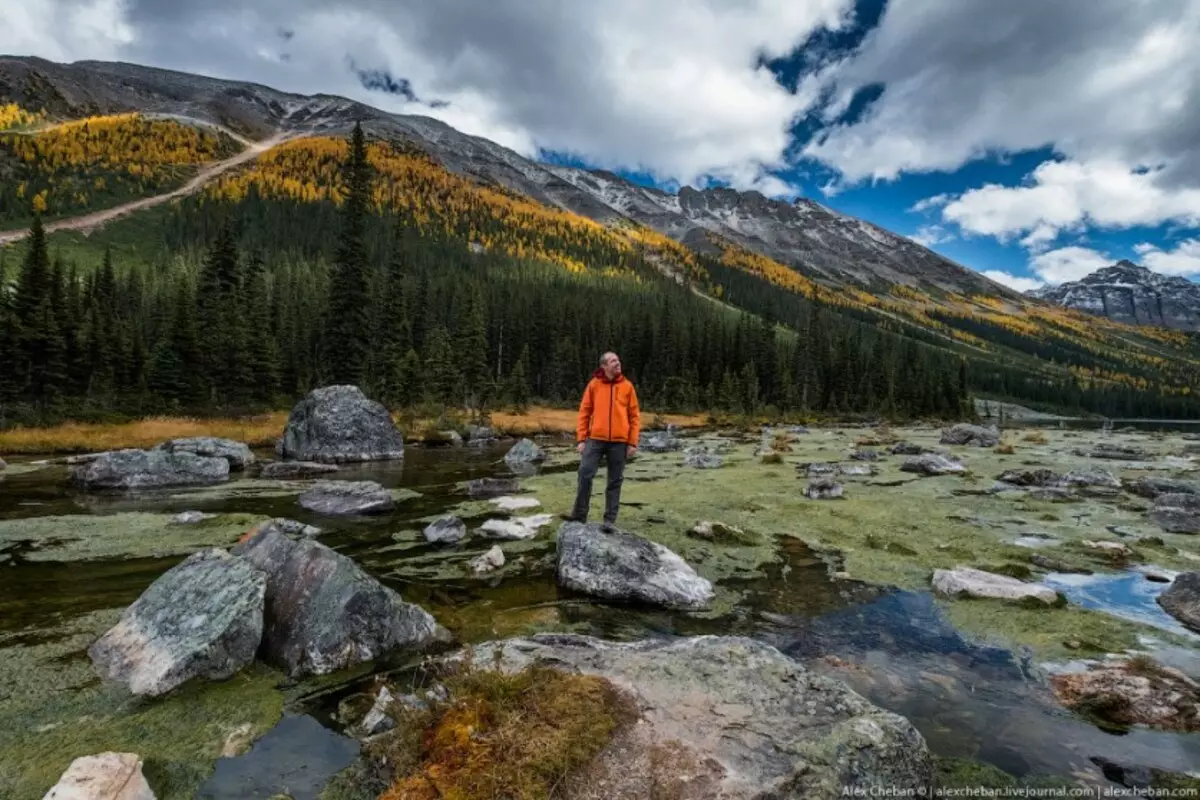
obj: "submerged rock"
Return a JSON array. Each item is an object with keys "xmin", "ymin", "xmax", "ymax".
[
  {"xmin": 900, "ymin": 453, "xmax": 965, "ymax": 476},
  {"xmin": 88, "ymin": 548, "xmax": 265, "ymax": 697},
  {"xmin": 424, "ymin": 516, "xmax": 467, "ymax": 544},
  {"xmin": 932, "ymin": 566, "xmax": 1058, "ymax": 604},
  {"xmin": 1050, "ymin": 659, "xmax": 1200, "ymax": 731},
  {"xmin": 233, "ymin": 526, "xmax": 445, "ymax": 677},
  {"xmin": 298, "ymin": 480, "xmax": 394, "ymax": 515},
  {"xmin": 1157, "ymin": 572, "xmax": 1200, "ymax": 633},
  {"xmin": 1128, "ymin": 475, "xmax": 1199, "ymax": 499},
  {"xmin": 479, "ymin": 514, "xmax": 555, "ymax": 540},
  {"xmin": 806, "ymin": 478, "xmax": 845, "ymax": 499},
  {"xmin": 157, "ymin": 437, "xmax": 255, "ymax": 470},
  {"xmin": 466, "ymin": 476, "xmax": 520, "ymax": 498},
  {"xmin": 1151, "ymin": 493, "xmax": 1200, "ymax": 534},
  {"xmin": 557, "ymin": 522, "xmax": 714, "ymax": 610},
  {"xmin": 259, "ymin": 460, "xmax": 339, "ymax": 479},
  {"xmin": 71, "ymin": 448, "xmax": 230, "ymax": 490},
  {"xmin": 461, "ymin": 635, "xmax": 934, "ymax": 797},
  {"xmin": 504, "ymin": 438, "xmax": 546, "ymax": 467},
  {"xmin": 43, "ymin": 752, "xmax": 156, "ymax": 800},
  {"xmin": 469, "ymin": 544, "xmax": 506, "ymax": 574},
  {"xmin": 940, "ymin": 423, "xmax": 1001, "ymax": 447},
  {"xmin": 277, "ymin": 384, "xmax": 405, "ymax": 463}
]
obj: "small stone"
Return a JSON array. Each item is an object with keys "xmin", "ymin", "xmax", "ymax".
[
  {"xmin": 424, "ymin": 516, "xmax": 467, "ymax": 544},
  {"xmin": 470, "ymin": 545, "xmax": 506, "ymax": 573},
  {"xmin": 688, "ymin": 520, "xmax": 755, "ymax": 544},
  {"xmin": 170, "ymin": 510, "xmax": 215, "ymax": 525},
  {"xmin": 43, "ymin": 752, "xmax": 156, "ymax": 800}
]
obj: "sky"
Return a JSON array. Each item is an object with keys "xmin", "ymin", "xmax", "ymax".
[{"xmin": 4, "ymin": 0, "xmax": 1200, "ymax": 291}]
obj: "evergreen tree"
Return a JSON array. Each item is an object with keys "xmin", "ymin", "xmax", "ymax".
[
  {"xmin": 243, "ymin": 253, "xmax": 280, "ymax": 403},
  {"xmin": 507, "ymin": 345, "xmax": 531, "ymax": 412},
  {"xmin": 456, "ymin": 285, "xmax": 491, "ymax": 410},
  {"xmin": 422, "ymin": 326, "xmax": 459, "ymax": 404}
]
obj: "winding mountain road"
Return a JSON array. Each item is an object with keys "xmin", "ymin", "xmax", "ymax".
[{"xmin": 0, "ymin": 129, "xmax": 292, "ymax": 246}]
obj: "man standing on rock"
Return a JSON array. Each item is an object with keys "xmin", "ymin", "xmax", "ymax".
[{"xmin": 565, "ymin": 351, "xmax": 640, "ymax": 530}]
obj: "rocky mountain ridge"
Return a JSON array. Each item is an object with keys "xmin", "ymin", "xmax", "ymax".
[
  {"xmin": 1, "ymin": 55, "xmax": 1008, "ymax": 298},
  {"xmin": 1031, "ymin": 260, "xmax": 1200, "ymax": 331}
]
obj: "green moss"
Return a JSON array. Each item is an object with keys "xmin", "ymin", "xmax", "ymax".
[
  {"xmin": 939, "ymin": 597, "xmax": 1142, "ymax": 659},
  {"xmin": 0, "ymin": 512, "xmax": 265, "ymax": 562},
  {"xmin": 934, "ymin": 757, "xmax": 1077, "ymax": 791}
]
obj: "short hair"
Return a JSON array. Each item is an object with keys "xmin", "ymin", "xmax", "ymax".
[{"xmin": 600, "ymin": 351, "xmax": 617, "ymax": 366}]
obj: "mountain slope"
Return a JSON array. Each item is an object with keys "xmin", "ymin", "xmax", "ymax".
[{"xmin": 1031, "ymin": 260, "xmax": 1200, "ymax": 331}]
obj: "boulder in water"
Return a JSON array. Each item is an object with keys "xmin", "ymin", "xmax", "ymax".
[
  {"xmin": 466, "ymin": 476, "xmax": 521, "ymax": 498},
  {"xmin": 1157, "ymin": 572, "xmax": 1200, "ymax": 633},
  {"xmin": 424, "ymin": 516, "xmax": 467, "ymax": 544},
  {"xmin": 259, "ymin": 460, "xmax": 339, "ymax": 479},
  {"xmin": 233, "ymin": 526, "xmax": 446, "ymax": 677},
  {"xmin": 940, "ymin": 424, "xmax": 1000, "ymax": 447},
  {"xmin": 556, "ymin": 522, "xmax": 713, "ymax": 610},
  {"xmin": 1050, "ymin": 658, "xmax": 1200, "ymax": 731},
  {"xmin": 157, "ymin": 437, "xmax": 255, "ymax": 470},
  {"xmin": 503, "ymin": 438, "xmax": 545, "ymax": 467},
  {"xmin": 43, "ymin": 752, "xmax": 156, "ymax": 800},
  {"xmin": 88, "ymin": 549, "xmax": 265, "ymax": 696},
  {"xmin": 71, "ymin": 448, "xmax": 229, "ymax": 490},
  {"xmin": 1151, "ymin": 493, "xmax": 1200, "ymax": 534},
  {"xmin": 932, "ymin": 566, "xmax": 1058, "ymax": 604},
  {"xmin": 900, "ymin": 453, "xmax": 965, "ymax": 476},
  {"xmin": 298, "ymin": 480, "xmax": 394, "ymax": 515},
  {"xmin": 465, "ymin": 424, "xmax": 497, "ymax": 443},
  {"xmin": 277, "ymin": 384, "xmax": 405, "ymax": 463}
]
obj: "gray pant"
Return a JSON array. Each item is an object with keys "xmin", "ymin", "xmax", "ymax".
[{"xmin": 572, "ymin": 439, "xmax": 628, "ymax": 523}]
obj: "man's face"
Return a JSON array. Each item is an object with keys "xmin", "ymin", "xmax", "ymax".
[{"xmin": 604, "ymin": 354, "xmax": 622, "ymax": 379}]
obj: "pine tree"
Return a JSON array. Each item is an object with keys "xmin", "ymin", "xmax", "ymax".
[
  {"xmin": 422, "ymin": 326, "xmax": 459, "ymax": 405},
  {"xmin": 456, "ymin": 285, "xmax": 491, "ymax": 410},
  {"xmin": 13, "ymin": 215, "xmax": 66, "ymax": 407},
  {"xmin": 0, "ymin": 253, "xmax": 16, "ymax": 405},
  {"xmin": 395, "ymin": 348, "xmax": 422, "ymax": 408},
  {"xmin": 147, "ymin": 281, "xmax": 202, "ymax": 406},
  {"xmin": 507, "ymin": 344, "xmax": 531, "ymax": 412},
  {"xmin": 243, "ymin": 253, "xmax": 280, "ymax": 403}
]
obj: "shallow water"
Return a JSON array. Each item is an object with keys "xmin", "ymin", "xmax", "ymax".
[{"xmin": 3, "ymin": 436, "xmax": 1200, "ymax": 797}]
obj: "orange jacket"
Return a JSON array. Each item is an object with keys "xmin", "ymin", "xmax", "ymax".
[{"xmin": 576, "ymin": 370, "xmax": 640, "ymax": 445}]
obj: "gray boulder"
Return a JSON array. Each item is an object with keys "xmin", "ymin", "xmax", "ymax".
[
  {"xmin": 557, "ymin": 522, "xmax": 714, "ymax": 610},
  {"xmin": 996, "ymin": 468, "xmax": 1062, "ymax": 487},
  {"xmin": 1157, "ymin": 572, "xmax": 1200, "ymax": 633},
  {"xmin": 248, "ymin": 517, "xmax": 322, "ymax": 539},
  {"xmin": 277, "ymin": 384, "xmax": 405, "ymax": 463},
  {"xmin": 932, "ymin": 566, "xmax": 1058, "ymax": 604},
  {"xmin": 259, "ymin": 460, "xmax": 339, "ymax": 479},
  {"xmin": 683, "ymin": 446, "xmax": 724, "ymax": 469},
  {"xmin": 88, "ymin": 549, "xmax": 265, "ymax": 696},
  {"xmin": 940, "ymin": 423, "xmax": 1000, "ymax": 447},
  {"xmin": 889, "ymin": 442, "xmax": 925, "ymax": 455},
  {"xmin": 639, "ymin": 431, "xmax": 683, "ymax": 453},
  {"xmin": 424, "ymin": 516, "xmax": 467, "ymax": 544},
  {"xmin": 503, "ymin": 438, "xmax": 546, "ymax": 467},
  {"xmin": 465, "ymin": 424, "xmax": 497, "ymax": 443},
  {"xmin": 466, "ymin": 476, "xmax": 521, "ymax": 499},
  {"xmin": 1127, "ymin": 476, "xmax": 1199, "ymax": 499},
  {"xmin": 71, "ymin": 448, "xmax": 229, "ymax": 490},
  {"xmin": 806, "ymin": 478, "xmax": 844, "ymax": 499},
  {"xmin": 298, "ymin": 480, "xmax": 394, "ymax": 515},
  {"xmin": 899, "ymin": 453, "xmax": 965, "ymax": 476},
  {"xmin": 461, "ymin": 635, "xmax": 934, "ymax": 798},
  {"xmin": 233, "ymin": 526, "xmax": 446, "ymax": 677},
  {"xmin": 850, "ymin": 449, "xmax": 879, "ymax": 461},
  {"xmin": 469, "ymin": 544, "xmax": 506, "ymax": 574},
  {"xmin": 1075, "ymin": 442, "xmax": 1148, "ymax": 461},
  {"xmin": 1152, "ymin": 493, "xmax": 1200, "ymax": 534},
  {"xmin": 157, "ymin": 437, "xmax": 255, "ymax": 470},
  {"xmin": 1062, "ymin": 467, "xmax": 1121, "ymax": 488}
]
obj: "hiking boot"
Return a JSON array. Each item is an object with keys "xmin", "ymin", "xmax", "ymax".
[
  {"xmin": 559, "ymin": 512, "xmax": 584, "ymax": 523},
  {"xmin": 601, "ymin": 522, "xmax": 615, "ymax": 533}
]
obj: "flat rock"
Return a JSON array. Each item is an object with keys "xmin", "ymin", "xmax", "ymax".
[
  {"xmin": 170, "ymin": 510, "xmax": 215, "ymax": 524},
  {"xmin": 1050, "ymin": 659, "xmax": 1200, "ymax": 731},
  {"xmin": 469, "ymin": 544, "xmax": 506, "ymax": 574},
  {"xmin": 996, "ymin": 468, "xmax": 1062, "ymax": 487},
  {"xmin": 424, "ymin": 516, "xmax": 467, "ymax": 544},
  {"xmin": 88, "ymin": 549, "xmax": 265, "ymax": 696},
  {"xmin": 489, "ymin": 495, "xmax": 541, "ymax": 512},
  {"xmin": 1075, "ymin": 442, "xmax": 1149, "ymax": 461},
  {"xmin": 298, "ymin": 480, "xmax": 394, "ymax": 515},
  {"xmin": 900, "ymin": 454, "xmax": 965, "ymax": 476},
  {"xmin": 940, "ymin": 423, "xmax": 1000, "ymax": 447},
  {"xmin": 1157, "ymin": 572, "xmax": 1200, "ymax": 633},
  {"xmin": 504, "ymin": 438, "xmax": 545, "ymax": 467},
  {"xmin": 932, "ymin": 566, "xmax": 1058, "ymax": 604},
  {"xmin": 1127, "ymin": 475, "xmax": 1199, "ymax": 499},
  {"xmin": 557, "ymin": 522, "xmax": 714, "ymax": 610},
  {"xmin": 1062, "ymin": 467, "xmax": 1121, "ymax": 488},
  {"xmin": 71, "ymin": 449, "xmax": 229, "ymax": 490},
  {"xmin": 688, "ymin": 520, "xmax": 756, "ymax": 545},
  {"xmin": 276, "ymin": 384, "xmax": 405, "ymax": 463},
  {"xmin": 479, "ymin": 513, "xmax": 555, "ymax": 540},
  {"xmin": 1151, "ymin": 493, "xmax": 1200, "ymax": 534},
  {"xmin": 233, "ymin": 526, "xmax": 446, "ymax": 677},
  {"xmin": 803, "ymin": 462, "xmax": 839, "ymax": 476},
  {"xmin": 805, "ymin": 478, "xmax": 844, "ymax": 499},
  {"xmin": 157, "ymin": 437, "xmax": 255, "ymax": 470},
  {"xmin": 259, "ymin": 461, "xmax": 339, "ymax": 479},
  {"xmin": 460, "ymin": 635, "xmax": 934, "ymax": 798},
  {"xmin": 850, "ymin": 449, "xmax": 878, "ymax": 461},
  {"xmin": 43, "ymin": 752, "xmax": 156, "ymax": 800},
  {"xmin": 839, "ymin": 464, "xmax": 874, "ymax": 476},
  {"xmin": 466, "ymin": 476, "xmax": 520, "ymax": 498}
]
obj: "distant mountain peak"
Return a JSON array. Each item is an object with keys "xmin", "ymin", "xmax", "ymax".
[{"xmin": 1032, "ymin": 260, "xmax": 1200, "ymax": 330}]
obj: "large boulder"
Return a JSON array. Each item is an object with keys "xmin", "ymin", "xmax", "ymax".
[
  {"xmin": 157, "ymin": 437, "xmax": 255, "ymax": 470},
  {"xmin": 899, "ymin": 453, "xmax": 965, "ymax": 476},
  {"xmin": 1151, "ymin": 493, "xmax": 1200, "ymax": 534},
  {"xmin": 88, "ymin": 549, "xmax": 265, "ymax": 696},
  {"xmin": 557, "ymin": 522, "xmax": 714, "ymax": 610},
  {"xmin": 276, "ymin": 384, "xmax": 405, "ymax": 463},
  {"xmin": 932, "ymin": 566, "xmax": 1058, "ymax": 605},
  {"xmin": 939, "ymin": 423, "xmax": 1000, "ymax": 447},
  {"xmin": 71, "ymin": 449, "xmax": 229, "ymax": 490},
  {"xmin": 298, "ymin": 480, "xmax": 394, "ymax": 515},
  {"xmin": 1157, "ymin": 572, "xmax": 1200, "ymax": 633},
  {"xmin": 259, "ymin": 460, "xmax": 339, "ymax": 479},
  {"xmin": 43, "ymin": 752, "xmax": 156, "ymax": 800},
  {"xmin": 503, "ymin": 438, "xmax": 546, "ymax": 467},
  {"xmin": 461, "ymin": 635, "xmax": 934, "ymax": 798},
  {"xmin": 232, "ymin": 526, "xmax": 445, "ymax": 676},
  {"xmin": 1127, "ymin": 476, "xmax": 1199, "ymax": 500}
]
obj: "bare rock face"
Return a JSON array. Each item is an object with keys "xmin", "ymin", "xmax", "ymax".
[
  {"xmin": 259, "ymin": 460, "xmax": 339, "ymax": 479},
  {"xmin": 298, "ymin": 480, "xmax": 394, "ymax": 515},
  {"xmin": 932, "ymin": 566, "xmax": 1059, "ymax": 605},
  {"xmin": 556, "ymin": 522, "xmax": 714, "ymax": 610},
  {"xmin": 157, "ymin": 437, "xmax": 255, "ymax": 470},
  {"xmin": 43, "ymin": 752, "xmax": 156, "ymax": 799},
  {"xmin": 88, "ymin": 549, "xmax": 265, "ymax": 697},
  {"xmin": 71, "ymin": 449, "xmax": 229, "ymax": 490},
  {"xmin": 1157, "ymin": 572, "xmax": 1200, "ymax": 633},
  {"xmin": 1031, "ymin": 260, "xmax": 1200, "ymax": 331},
  {"xmin": 900, "ymin": 453, "xmax": 965, "ymax": 476},
  {"xmin": 277, "ymin": 384, "xmax": 405, "ymax": 463},
  {"xmin": 940, "ymin": 424, "xmax": 1000, "ymax": 447},
  {"xmin": 1152, "ymin": 493, "xmax": 1200, "ymax": 534},
  {"xmin": 461, "ymin": 635, "xmax": 935, "ymax": 798},
  {"xmin": 1050, "ymin": 658, "xmax": 1200, "ymax": 731},
  {"xmin": 232, "ymin": 526, "xmax": 445, "ymax": 677}
]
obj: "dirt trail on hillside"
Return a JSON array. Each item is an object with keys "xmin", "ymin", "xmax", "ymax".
[{"xmin": 0, "ymin": 130, "xmax": 293, "ymax": 246}]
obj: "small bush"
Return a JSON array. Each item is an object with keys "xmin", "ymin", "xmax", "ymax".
[
  {"xmin": 760, "ymin": 452, "xmax": 784, "ymax": 465},
  {"xmin": 994, "ymin": 444, "xmax": 1016, "ymax": 455},
  {"xmin": 1022, "ymin": 431, "xmax": 1049, "ymax": 444}
]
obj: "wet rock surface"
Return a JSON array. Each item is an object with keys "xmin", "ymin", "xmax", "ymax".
[
  {"xmin": 259, "ymin": 460, "xmax": 339, "ymax": 479},
  {"xmin": 88, "ymin": 548, "xmax": 265, "ymax": 696},
  {"xmin": 298, "ymin": 480, "xmax": 394, "ymax": 515},
  {"xmin": 465, "ymin": 476, "xmax": 520, "ymax": 498},
  {"xmin": 1050, "ymin": 659, "xmax": 1200, "ymax": 731},
  {"xmin": 1157, "ymin": 572, "xmax": 1200, "ymax": 633},
  {"xmin": 157, "ymin": 437, "xmax": 255, "ymax": 470},
  {"xmin": 1152, "ymin": 493, "xmax": 1200, "ymax": 534},
  {"xmin": 503, "ymin": 438, "xmax": 545, "ymax": 467},
  {"xmin": 479, "ymin": 513, "xmax": 554, "ymax": 540},
  {"xmin": 424, "ymin": 515, "xmax": 467, "ymax": 544},
  {"xmin": 277, "ymin": 384, "xmax": 405, "ymax": 463},
  {"xmin": 932, "ymin": 566, "xmax": 1059, "ymax": 604},
  {"xmin": 557, "ymin": 522, "xmax": 714, "ymax": 610},
  {"xmin": 71, "ymin": 448, "xmax": 230, "ymax": 490}
]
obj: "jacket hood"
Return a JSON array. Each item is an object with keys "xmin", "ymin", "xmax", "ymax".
[{"xmin": 592, "ymin": 368, "xmax": 624, "ymax": 384}]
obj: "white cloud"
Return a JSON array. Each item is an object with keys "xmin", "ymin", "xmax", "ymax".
[
  {"xmin": 1135, "ymin": 239, "xmax": 1200, "ymax": 277},
  {"xmin": 1028, "ymin": 245, "xmax": 1113, "ymax": 285},
  {"xmin": 982, "ymin": 270, "xmax": 1043, "ymax": 293},
  {"xmin": 909, "ymin": 193, "xmax": 952, "ymax": 213},
  {"xmin": 908, "ymin": 224, "xmax": 951, "ymax": 247}
]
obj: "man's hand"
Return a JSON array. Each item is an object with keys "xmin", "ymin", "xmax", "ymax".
[
  {"xmin": 577, "ymin": 442, "xmax": 586, "ymax": 455},
  {"xmin": 626, "ymin": 445, "xmax": 637, "ymax": 458}
]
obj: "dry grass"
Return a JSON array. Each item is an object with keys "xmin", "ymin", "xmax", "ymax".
[
  {"xmin": 994, "ymin": 444, "xmax": 1016, "ymax": 454},
  {"xmin": 0, "ymin": 413, "xmax": 289, "ymax": 454},
  {"xmin": 1022, "ymin": 431, "xmax": 1049, "ymax": 444},
  {"xmin": 488, "ymin": 407, "xmax": 706, "ymax": 437}
]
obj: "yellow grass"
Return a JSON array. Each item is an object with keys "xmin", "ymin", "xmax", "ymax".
[{"xmin": 487, "ymin": 407, "xmax": 706, "ymax": 436}]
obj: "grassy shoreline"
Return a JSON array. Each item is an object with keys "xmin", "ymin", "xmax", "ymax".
[{"xmin": 0, "ymin": 406, "xmax": 707, "ymax": 455}]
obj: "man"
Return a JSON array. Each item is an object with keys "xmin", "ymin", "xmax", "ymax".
[{"xmin": 566, "ymin": 351, "xmax": 640, "ymax": 529}]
